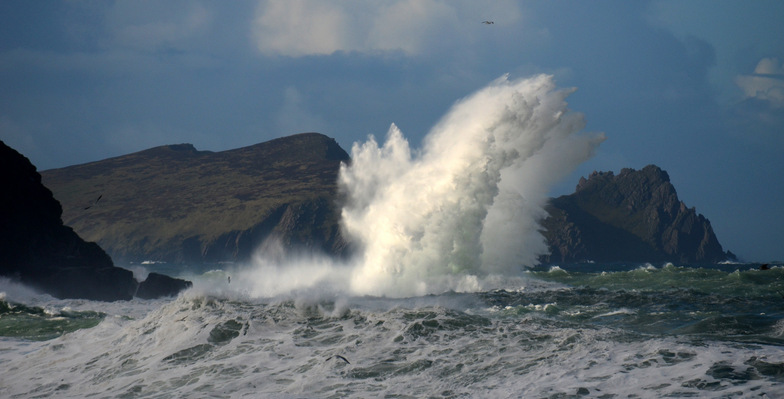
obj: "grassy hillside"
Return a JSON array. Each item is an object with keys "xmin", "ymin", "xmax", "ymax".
[{"xmin": 41, "ymin": 133, "xmax": 349, "ymax": 263}]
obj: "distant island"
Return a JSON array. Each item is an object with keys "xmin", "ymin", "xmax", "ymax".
[
  {"xmin": 41, "ymin": 133, "xmax": 350, "ymax": 265},
  {"xmin": 540, "ymin": 165, "xmax": 735, "ymax": 264},
  {"xmin": 37, "ymin": 133, "xmax": 734, "ymax": 267}
]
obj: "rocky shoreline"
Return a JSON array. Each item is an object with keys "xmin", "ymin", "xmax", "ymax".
[{"xmin": 1, "ymin": 140, "xmax": 191, "ymax": 301}]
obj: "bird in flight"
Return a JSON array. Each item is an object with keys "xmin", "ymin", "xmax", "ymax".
[
  {"xmin": 327, "ymin": 355, "xmax": 350, "ymax": 364},
  {"xmin": 84, "ymin": 194, "xmax": 103, "ymax": 210},
  {"xmin": 482, "ymin": 21, "xmax": 494, "ymax": 24}
]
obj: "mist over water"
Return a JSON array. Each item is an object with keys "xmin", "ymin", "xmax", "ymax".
[{"xmin": 242, "ymin": 74, "xmax": 604, "ymax": 298}]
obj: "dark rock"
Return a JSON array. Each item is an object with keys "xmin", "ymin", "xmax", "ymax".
[
  {"xmin": 540, "ymin": 165, "xmax": 733, "ymax": 264},
  {"xmin": 0, "ymin": 140, "xmax": 191, "ymax": 300},
  {"xmin": 136, "ymin": 272, "xmax": 193, "ymax": 299},
  {"xmin": 36, "ymin": 264, "xmax": 138, "ymax": 302}
]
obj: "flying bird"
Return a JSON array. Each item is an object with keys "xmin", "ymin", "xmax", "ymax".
[
  {"xmin": 482, "ymin": 21, "xmax": 494, "ymax": 24},
  {"xmin": 327, "ymin": 355, "xmax": 350, "ymax": 364},
  {"xmin": 83, "ymin": 194, "xmax": 103, "ymax": 210}
]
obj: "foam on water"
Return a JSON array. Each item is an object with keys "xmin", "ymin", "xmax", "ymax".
[{"xmin": 2, "ymin": 288, "xmax": 783, "ymax": 398}]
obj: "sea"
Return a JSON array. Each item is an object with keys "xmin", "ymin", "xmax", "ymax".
[
  {"xmin": 3, "ymin": 75, "xmax": 782, "ymax": 397},
  {"xmin": 1, "ymin": 262, "xmax": 783, "ymax": 398}
]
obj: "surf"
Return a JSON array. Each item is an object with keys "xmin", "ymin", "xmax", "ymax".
[{"xmin": 240, "ymin": 74, "xmax": 604, "ymax": 298}]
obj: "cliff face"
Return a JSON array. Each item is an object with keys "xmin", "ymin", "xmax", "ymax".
[
  {"xmin": 0, "ymin": 140, "xmax": 191, "ymax": 300},
  {"xmin": 41, "ymin": 133, "xmax": 350, "ymax": 264},
  {"xmin": 540, "ymin": 165, "xmax": 732, "ymax": 264}
]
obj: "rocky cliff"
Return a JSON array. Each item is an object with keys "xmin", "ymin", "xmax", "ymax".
[
  {"xmin": 540, "ymin": 165, "xmax": 734, "ymax": 264},
  {"xmin": 41, "ymin": 133, "xmax": 350, "ymax": 264},
  {"xmin": 40, "ymin": 134, "xmax": 731, "ymax": 266},
  {"xmin": 0, "ymin": 140, "xmax": 191, "ymax": 300}
]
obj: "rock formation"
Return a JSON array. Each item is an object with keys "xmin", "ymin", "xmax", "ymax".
[
  {"xmin": 41, "ymin": 133, "xmax": 351, "ymax": 264},
  {"xmin": 40, "ymin": 133, "xmax": 733, "ymax": 266},
  {"xmin": 0, "ymin": 140, "xmax": 191, "ymax": 300},
  {"xmin": 135, "ymin": 272, "xmax": 193, "ymax": 299},
  {"xmin": 540, "ymin": 165, "xmax": 734, "ymax": 264}
]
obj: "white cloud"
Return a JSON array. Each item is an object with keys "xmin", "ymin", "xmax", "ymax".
[
  {"xmin": 736, "ymin": 57, "xmax": 784, "ymax": 107},
  {"xmin": 366, "ymin": 1, "xmax": 458, "ymax": 54},
  {"xmin": 646, "ymin": 2, "xmax": 784, "ymax": 106},
  {"xmin": 253, "ymin": 0, "xmax": 353, "ymax": 56},
  {"xmin": 251, "ymin": 0, "xmax": 521, "ymax": 57},
  {"xmin": 753, "ymin": 57, "xmax": 784, "ymax": 75}
]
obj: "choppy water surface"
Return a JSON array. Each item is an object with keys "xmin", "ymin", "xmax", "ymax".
[{"xmin": 1, "ymin": 263, "xmax": 783, "ymax": 398}]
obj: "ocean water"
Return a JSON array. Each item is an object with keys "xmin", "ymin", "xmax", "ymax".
[
  {"xmin": 1, "ymin": 263, "xmax": 783, "ymax": 398},
  {"xmin": 4, "ymin": 75, "xmax": 781, "ymax": 397}
]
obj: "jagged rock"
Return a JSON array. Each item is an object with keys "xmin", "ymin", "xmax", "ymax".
[
  {"xmin": 0, "ymin": 140, "xmax": 191, "ymax": 300},
  {"xmin": 136, "ymin": 272, "xmax": 193, "ymax": 299},
  {"xmin": 41, "ymin": 133, "xmax": 351, "ymax": 264},
  {"xmin": 540, "ymin": 165, "xmax": 733, "ymax": 264}
]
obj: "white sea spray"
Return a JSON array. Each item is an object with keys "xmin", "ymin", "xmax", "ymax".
[{"xmin": 340, "ymin": 74, "xmax": 604, "ymax": 297}]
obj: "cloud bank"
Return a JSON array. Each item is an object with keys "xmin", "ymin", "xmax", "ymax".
[
  {"xmin": 251, "ymin": 0, "xmax": 521, "ymax": 56},
  {"xmin": 736, "ymin": 57, "xmax": 784, "ymax": 108}
]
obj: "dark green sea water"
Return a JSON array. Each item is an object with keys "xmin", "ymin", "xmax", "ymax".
[{"xmin": 2, "ymin": 263, "xmax": 783, "ymax": 398}]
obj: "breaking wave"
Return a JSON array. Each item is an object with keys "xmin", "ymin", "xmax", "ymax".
[{"xmin": 241, "ymin": 74, "xmax": 604, "ymax": 298}]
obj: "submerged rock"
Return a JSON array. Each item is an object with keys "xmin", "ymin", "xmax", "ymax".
[{"xmin": 136, "ymin": 272, "xmax": 193, "ymax": 300}]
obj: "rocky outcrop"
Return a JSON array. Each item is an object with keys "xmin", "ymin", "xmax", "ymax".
[
  {"xmin": 136, "ymin": 272, "xmax": 193, "ymax": 299},
  {"xmin": 540, "ymin": 165, "xmax": 734, "ymax": 264},
  {"xmin": 41, "ymin": 133, "xmax": 351, "ymax": 264},
  {"xmin": 0, "ymin": 140, "xmax": 191, "ymax": 300}
]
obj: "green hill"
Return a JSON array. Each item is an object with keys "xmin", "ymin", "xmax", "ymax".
[{"xmin": 41, "ymin": 133, "xmax": 350, "ymax": 264}]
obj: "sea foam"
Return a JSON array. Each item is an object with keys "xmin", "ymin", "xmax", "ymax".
[
  {"xmin": 340, "ymin": 74, "xmax": 603, "ymax": 296},
  {"xmin": 242, "ymin": 74, "xmax": 604, "ymax": 298}
]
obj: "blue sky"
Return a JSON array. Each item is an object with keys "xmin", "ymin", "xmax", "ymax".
[{"xmin": 1, "ymin": 1, "xmax": 782, "ymax": 262}]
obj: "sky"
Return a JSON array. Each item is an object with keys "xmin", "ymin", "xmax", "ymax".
[{"xmin": 1, "ymin": 1, "xmax": 782, "ymax": 262}]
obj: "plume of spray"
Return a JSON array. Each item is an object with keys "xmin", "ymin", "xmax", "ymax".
[
  {"xmin": 339, "ymin": 74, "xmax": 605, "ymax": 297},
  {"xmin": 233, "ymin": 74, "xmax": 603, "ymax": 299}
]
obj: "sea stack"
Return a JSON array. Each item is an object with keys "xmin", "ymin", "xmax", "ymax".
[{"xmin": 540, "ymin": 165, "xmax": 734, "ymax": 264}]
